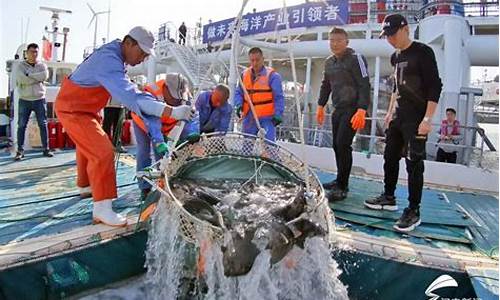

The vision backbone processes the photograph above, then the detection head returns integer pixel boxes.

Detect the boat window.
[56,68,73,85]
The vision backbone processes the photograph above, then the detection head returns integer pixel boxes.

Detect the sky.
[0,0,305,96]
[0,0,498,97]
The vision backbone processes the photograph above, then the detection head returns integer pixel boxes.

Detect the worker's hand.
[418,118,432,135]
[155,142,169,156]
[316,106,325,126]
[235,106,242,119]
[350,109,366,131]
[384,112,393,129]
[169,105,195,121]
[272,115,282,126]
[186,133,201,144]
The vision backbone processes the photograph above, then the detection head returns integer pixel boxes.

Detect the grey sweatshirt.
[16,60,49,100]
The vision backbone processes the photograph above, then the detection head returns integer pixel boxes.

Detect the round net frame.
[160,132,334,245]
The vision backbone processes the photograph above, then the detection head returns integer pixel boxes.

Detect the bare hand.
[384,112,393,129]
[418,120,432,135]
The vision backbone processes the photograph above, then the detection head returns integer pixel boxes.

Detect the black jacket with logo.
[318,48,371,111]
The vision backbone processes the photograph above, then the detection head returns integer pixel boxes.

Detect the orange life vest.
[131,79,177,135]
[242,66,275,118]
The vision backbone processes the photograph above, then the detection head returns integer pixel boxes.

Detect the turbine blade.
[87,3,96,14]
[87,15,96,28]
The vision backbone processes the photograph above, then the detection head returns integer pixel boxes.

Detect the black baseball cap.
[380,14,408,37]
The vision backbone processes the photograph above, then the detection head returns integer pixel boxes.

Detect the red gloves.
[350,109,366,130]
[316,106,325,125]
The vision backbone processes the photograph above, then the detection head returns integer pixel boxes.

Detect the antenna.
[40,6,72,61]
[24,18,30,44]
[107,0,111,43]
[87,3,110,50]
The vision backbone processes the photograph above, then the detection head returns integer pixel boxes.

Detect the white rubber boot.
[92,199,127,227]
[79,186,92,199]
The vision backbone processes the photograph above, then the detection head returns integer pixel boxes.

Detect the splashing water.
[141,181,349,300]
[144,199,188,299]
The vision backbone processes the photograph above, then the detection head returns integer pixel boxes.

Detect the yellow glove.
[350,109,366,130]
[316,106,325,126]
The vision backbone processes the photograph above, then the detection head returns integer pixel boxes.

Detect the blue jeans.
[134,122,162,191]
[242,116,276,141]
[17,98,48,151]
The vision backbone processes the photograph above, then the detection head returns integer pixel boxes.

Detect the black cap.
[380,14,408,37]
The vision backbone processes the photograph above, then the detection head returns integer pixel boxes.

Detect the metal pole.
[283,0,310,193]
[51,18,58,61]
[147,56,156,84]
[93,16,98,49]
[464,92,472,164]
[369,56,380,154]
[305,57,312,113]
[62,32,67,61]
[366,0,371,39]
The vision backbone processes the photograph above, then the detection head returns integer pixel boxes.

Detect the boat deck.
[0,148,497,298]
[0,149,141,247]
[316,172,499,256]
[0,148,497,255]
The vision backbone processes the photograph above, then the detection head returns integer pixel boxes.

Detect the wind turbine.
[87,3,110,49]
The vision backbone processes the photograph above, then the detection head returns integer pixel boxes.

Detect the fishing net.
[155,132,334,245]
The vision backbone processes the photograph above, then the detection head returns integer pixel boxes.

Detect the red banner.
[42,37,52,61]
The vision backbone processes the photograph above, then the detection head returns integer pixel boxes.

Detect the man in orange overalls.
[55,26,193,227]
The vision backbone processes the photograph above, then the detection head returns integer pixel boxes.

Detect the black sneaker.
[364,194,398,211]
[14,150,24,161]
[43,150,54,157]
[322,180,339,190]
[322,180,349,192]
[394,207,421,232]
[327,189,348,202]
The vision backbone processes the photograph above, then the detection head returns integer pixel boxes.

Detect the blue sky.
[0,0,497,96]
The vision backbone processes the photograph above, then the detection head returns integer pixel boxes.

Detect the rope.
[282,0,311,193]
[234,64,265,138]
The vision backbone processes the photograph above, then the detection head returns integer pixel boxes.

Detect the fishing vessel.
[0,1,498,299]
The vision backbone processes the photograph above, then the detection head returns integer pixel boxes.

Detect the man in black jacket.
[316,27,371,202]
[364,14,442,232]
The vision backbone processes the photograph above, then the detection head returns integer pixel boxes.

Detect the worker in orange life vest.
[233,47,285,142]
[132,73,199,199]
[54,26,194,227]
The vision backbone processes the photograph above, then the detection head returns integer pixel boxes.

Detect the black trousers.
[331,108,357,190]
[178,33,186,45]
[436,148,457,163]
[102,107,123,147]
[383,118,426,210]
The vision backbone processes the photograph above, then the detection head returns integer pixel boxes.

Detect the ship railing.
[462,0,500,17]
[157,22,203,48]
[276,121,496,168]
